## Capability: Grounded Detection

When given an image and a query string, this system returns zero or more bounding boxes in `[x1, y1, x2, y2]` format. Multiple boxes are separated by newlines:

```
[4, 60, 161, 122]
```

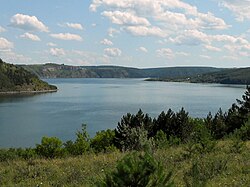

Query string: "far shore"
[0, 89, 58, 95]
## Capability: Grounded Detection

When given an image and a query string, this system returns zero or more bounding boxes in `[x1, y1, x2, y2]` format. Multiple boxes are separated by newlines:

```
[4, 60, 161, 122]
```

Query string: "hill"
[148, 67, 250, 85]
[21, 63, 221, 79]
[0, 59, 57, 93]
[189, 67, 250, 84]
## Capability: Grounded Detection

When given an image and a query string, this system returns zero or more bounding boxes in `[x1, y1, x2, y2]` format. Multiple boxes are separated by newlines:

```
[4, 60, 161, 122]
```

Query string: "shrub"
[233, 118, 250, 141]
[188, 119, 216, 153]
[230, 138, 246, 154]
[64, 124, 90, 155]
[184, 157, 227, 186]
[91, 129, 116, 153]
[97, 152, 174, 187]
[118, 126, 155, 152]
[154, 130, 169, 149]
[35, 136, 63, 158]
[0, 149, 19, 162]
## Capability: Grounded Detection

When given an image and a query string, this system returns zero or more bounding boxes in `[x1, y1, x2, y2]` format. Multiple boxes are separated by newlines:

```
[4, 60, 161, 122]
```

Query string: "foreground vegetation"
[0, 140, 249, 186]
[0, 87, 250, 186]
[0, 59, 57, 92]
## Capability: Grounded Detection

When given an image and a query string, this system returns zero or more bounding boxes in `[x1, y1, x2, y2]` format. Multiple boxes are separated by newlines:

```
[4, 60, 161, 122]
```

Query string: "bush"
[184, 157, 227, 187]
[64, 124, 90, 155]
[97, 152, 174, 187]
[118, 126, 155, 152]
[91, 129, 116, 153]
[233, 118, 250, 141]
[35, 136, 63, 158]
[188, 119, 216, 153]
[154, 130, 169, 149]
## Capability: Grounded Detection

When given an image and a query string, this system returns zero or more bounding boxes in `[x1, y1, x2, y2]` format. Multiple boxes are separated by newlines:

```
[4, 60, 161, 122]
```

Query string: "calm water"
[0, 78, 245, 147]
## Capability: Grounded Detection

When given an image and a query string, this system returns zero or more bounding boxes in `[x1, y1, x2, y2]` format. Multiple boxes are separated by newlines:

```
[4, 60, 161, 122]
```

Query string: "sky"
[0, 0, 250, 68]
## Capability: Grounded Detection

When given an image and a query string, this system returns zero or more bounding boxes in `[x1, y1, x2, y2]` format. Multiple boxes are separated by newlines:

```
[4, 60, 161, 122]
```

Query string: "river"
[0, 78, 245, 147]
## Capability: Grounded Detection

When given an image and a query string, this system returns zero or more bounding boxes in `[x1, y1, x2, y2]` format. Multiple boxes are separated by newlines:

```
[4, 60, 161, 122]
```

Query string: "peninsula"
[0, 59, 57, 94]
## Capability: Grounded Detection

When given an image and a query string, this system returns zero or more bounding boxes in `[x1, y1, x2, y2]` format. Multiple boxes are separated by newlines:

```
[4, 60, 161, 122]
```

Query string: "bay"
[0, 78, 245, 147]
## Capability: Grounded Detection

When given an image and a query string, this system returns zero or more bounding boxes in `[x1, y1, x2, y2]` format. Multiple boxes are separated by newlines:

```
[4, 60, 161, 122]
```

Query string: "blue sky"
[0, 0, 250, 68]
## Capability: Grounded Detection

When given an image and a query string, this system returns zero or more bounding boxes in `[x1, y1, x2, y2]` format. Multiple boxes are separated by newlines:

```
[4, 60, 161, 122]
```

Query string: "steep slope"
[0, 59, 57, 92]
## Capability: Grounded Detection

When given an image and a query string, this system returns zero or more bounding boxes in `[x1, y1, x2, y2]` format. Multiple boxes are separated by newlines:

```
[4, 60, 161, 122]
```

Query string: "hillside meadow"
[0, 140, 249, 186]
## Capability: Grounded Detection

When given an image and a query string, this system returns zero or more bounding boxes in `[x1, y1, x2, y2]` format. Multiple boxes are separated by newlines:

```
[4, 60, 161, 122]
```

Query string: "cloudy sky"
[0, 0, 250, 68]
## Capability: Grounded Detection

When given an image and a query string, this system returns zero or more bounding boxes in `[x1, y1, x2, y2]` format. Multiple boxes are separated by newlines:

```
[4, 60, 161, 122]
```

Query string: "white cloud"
[59, 22, 84, 30]
[156, 48, 174, 59]
[0, 26, 6, 32]
[90, 0, 229, 32]
[0, 50, 31, 63]
[10, 14, 49, 32]
[100, 38, 113, 46]
[50, 33, 83, 41]
[108, 28, 120, 37]
[204, 45, 221, 52]
[125, 26, 167, 37]
[20, 32, 41, 41]
[138, 47, 148, 53]
[0, 37, 13, 50]
[156, 48, 190, 59]
[219, 0, 250, 21]
[47, 42, 57, 47]
[176, 52, 190, 56]
[104, 47, 122, 57]
[170, 30, 209, 46]
[200, 55, 211, 59]
[49, 48, 66, 57]
[71, 50, 111, 64]
[102, 11, 151, 26]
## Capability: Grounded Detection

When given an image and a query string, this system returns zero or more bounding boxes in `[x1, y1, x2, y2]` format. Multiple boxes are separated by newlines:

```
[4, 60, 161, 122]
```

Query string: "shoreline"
[0, 89, 58, 95]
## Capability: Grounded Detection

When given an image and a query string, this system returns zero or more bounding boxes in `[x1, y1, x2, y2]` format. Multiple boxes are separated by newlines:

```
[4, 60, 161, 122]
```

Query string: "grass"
[0, 141, 249, 187]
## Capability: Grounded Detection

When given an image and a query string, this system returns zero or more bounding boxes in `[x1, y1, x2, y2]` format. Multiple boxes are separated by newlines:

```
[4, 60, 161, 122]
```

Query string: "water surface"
[0, 78, 245, 147]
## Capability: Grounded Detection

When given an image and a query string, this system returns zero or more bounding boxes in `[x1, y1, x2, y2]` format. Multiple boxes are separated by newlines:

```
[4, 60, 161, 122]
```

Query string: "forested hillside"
[0, 59, 57, 92]
[147, 67, 250, 85]
[21, 63, 221, 79]
[189, 67, 250, 84]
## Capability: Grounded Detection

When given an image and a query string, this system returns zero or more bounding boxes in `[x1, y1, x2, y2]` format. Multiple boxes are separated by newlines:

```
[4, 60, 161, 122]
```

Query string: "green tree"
[210, 108, 226, 139]
[237, 86, 250, 119]
[35, 136, 63, 158]
[114, 109, 153, 150]
[152, 109, 175, 138]
[91, 129, 116, 153]
[64, 124, 90, 155]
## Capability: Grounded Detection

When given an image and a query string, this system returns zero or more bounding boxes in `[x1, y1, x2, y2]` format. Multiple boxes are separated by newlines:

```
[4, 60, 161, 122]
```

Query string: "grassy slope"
[0, 140, 249, 186]
[0, 59, 57, 92]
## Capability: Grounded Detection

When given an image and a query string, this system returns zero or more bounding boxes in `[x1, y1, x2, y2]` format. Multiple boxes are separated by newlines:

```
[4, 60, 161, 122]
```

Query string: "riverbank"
[0, 89, 57, 95]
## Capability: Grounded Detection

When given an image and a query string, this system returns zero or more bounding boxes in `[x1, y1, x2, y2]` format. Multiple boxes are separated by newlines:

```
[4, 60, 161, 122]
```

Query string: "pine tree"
[97, 152, 174, 187]
[114, 109, 153, 150]
[237, 86, 250, 119]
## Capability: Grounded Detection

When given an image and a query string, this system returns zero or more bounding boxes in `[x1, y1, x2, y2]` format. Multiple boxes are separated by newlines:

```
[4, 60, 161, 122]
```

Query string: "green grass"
[0, 141, 249, 187]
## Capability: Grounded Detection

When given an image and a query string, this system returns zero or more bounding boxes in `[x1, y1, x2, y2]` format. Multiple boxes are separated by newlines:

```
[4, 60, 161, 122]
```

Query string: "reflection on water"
[0, 78, 246, 148]
[0, 92, 55, 103]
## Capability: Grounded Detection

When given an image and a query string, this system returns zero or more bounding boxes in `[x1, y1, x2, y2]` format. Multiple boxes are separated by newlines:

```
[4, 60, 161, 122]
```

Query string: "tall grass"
[0, 140, 249, 186]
